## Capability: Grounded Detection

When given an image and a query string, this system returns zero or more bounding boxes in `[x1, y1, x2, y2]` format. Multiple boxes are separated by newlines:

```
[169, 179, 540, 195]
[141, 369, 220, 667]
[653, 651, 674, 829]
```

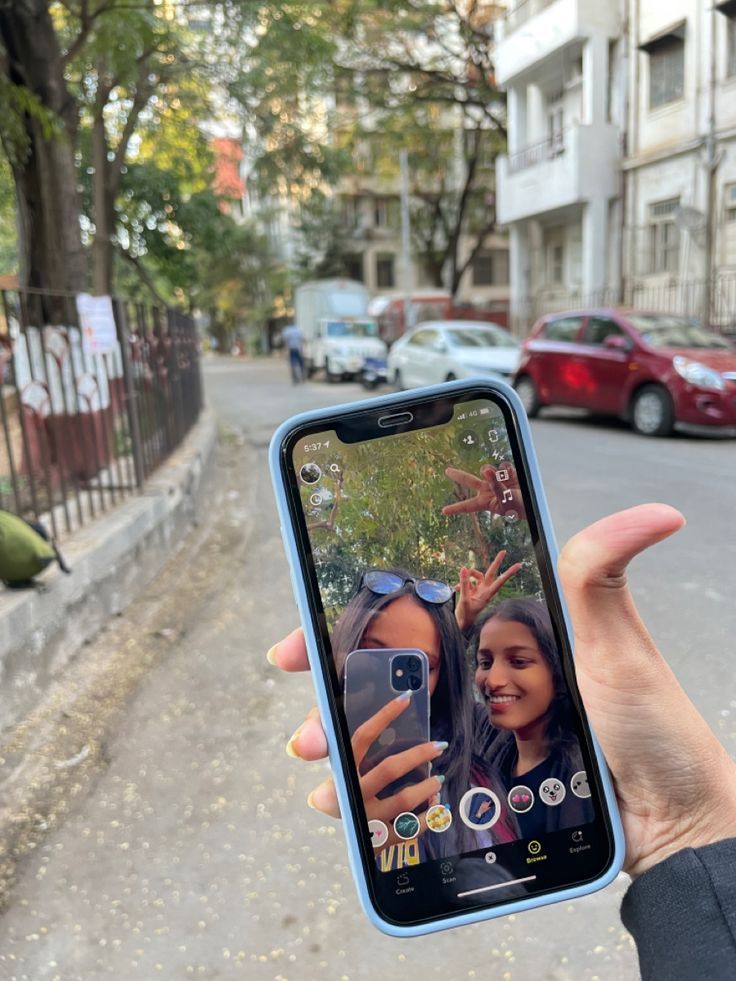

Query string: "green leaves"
[305, 420, 541, 625]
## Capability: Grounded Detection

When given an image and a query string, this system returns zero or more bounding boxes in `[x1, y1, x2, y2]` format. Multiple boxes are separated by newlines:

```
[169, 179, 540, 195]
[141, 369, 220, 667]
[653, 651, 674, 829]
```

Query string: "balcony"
[495, 123, 619, 225]
[495, 0, 620, 85]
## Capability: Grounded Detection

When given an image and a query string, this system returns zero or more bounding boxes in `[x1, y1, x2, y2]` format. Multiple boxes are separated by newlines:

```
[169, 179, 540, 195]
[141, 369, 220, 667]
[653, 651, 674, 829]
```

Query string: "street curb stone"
[0, 407, 218, 733]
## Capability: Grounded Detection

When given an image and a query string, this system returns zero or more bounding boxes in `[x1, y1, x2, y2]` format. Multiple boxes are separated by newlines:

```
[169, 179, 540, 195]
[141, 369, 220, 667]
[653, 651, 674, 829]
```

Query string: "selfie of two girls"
[295, 403, 594, 880]
[328, 483, 593, 875]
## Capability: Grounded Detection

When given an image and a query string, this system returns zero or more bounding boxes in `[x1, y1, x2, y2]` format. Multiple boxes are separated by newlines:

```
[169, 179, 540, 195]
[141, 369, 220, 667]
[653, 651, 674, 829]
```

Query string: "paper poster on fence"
[76, 293, 117, 355]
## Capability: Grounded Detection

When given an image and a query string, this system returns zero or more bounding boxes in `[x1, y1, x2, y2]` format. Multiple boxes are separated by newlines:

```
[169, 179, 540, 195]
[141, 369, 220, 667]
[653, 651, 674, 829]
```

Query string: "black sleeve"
[620, 838, 736, 981]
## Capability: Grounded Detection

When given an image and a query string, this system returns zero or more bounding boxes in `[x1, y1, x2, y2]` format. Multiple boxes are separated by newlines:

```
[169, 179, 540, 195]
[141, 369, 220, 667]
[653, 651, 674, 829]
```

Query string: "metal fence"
[508, 274, 736, 337]
[0, 289, 202, 540]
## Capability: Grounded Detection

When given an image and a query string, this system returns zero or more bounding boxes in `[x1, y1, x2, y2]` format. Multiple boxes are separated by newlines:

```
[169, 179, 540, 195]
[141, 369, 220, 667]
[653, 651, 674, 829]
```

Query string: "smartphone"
[344, 648, 431, 797]
[270, 378, 624, 936]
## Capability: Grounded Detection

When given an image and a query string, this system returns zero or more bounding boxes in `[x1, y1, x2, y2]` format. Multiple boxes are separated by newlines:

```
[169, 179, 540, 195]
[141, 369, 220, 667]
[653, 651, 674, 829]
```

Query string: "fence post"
[114, 300, 145, 490]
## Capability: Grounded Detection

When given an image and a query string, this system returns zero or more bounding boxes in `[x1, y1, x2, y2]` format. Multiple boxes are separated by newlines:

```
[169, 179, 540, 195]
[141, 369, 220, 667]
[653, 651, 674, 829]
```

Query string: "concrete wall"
[0, 410, 218, 732]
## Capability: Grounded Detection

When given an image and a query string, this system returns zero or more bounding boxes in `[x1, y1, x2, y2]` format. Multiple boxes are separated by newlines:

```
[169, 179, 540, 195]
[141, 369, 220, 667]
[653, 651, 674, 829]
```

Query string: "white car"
[387, 320, 520, 389]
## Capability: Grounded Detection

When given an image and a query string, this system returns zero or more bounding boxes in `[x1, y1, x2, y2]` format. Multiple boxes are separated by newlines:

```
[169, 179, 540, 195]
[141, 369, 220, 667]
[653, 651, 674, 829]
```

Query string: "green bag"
[0, 510, 57, 584]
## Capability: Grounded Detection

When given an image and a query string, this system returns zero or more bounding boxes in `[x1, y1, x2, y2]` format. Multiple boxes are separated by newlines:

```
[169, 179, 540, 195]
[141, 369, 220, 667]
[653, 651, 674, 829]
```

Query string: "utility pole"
[400, 149, 415, 332]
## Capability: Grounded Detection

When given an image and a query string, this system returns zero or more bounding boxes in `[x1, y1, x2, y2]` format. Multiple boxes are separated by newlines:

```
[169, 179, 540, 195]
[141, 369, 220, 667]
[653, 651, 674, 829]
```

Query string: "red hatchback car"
[514, 310, 736, 436]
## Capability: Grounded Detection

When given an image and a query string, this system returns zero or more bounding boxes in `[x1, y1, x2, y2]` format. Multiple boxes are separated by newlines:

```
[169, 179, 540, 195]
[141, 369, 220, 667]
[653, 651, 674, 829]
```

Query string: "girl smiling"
[472, 598, 595, 839]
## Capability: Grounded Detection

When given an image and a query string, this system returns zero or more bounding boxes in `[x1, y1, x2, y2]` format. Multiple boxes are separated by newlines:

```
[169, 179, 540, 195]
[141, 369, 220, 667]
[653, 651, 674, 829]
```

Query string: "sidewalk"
[0, 407, 218, 733]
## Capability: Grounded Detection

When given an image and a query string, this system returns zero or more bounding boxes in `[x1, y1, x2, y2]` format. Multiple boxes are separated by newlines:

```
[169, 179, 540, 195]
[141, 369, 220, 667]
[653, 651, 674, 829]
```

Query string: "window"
[581, 317, 625, 345]
[547, 243, 564, 285]
[542, 316, 583, 342]
[728, 14, 736, 77]
[342, 197, 359, 230]
[376, 253, 395, 288]
[644, 32, 685, 109]
[723, 184, 736, 266]
[334, 68, 355, 108]
[471, 250, 509, 287]
[725, 184, 736, 224]
[344, 254, 363, 282]
[546, 91, 565, 152]
[373, 197, 398, 229]
[407, 329, 438, 347]
[648, 198, 680, 273]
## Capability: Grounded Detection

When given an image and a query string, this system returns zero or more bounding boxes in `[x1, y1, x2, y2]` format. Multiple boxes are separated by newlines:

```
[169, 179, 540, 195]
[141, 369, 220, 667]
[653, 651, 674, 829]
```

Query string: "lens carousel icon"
[507, 785, 534, 814]
[393, 812, 421, 840]
[426, 804, 452, 834]
[368, 820, 389, 849]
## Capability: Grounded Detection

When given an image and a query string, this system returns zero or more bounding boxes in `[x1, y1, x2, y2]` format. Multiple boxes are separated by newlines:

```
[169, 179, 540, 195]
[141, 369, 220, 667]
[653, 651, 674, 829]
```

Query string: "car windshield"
[445, 327, 516, 348]
[324, 320, 378, 338]
[628, 316, 731, 350]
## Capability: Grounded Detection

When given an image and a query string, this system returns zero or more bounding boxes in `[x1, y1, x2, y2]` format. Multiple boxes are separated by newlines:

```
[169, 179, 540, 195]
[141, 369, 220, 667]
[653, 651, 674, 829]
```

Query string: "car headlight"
[672, 356, 725, 392]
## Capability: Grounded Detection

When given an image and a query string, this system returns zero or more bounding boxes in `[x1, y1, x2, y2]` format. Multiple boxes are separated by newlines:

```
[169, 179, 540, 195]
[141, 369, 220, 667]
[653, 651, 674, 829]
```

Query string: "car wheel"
[514, 376, 541, 418]
[393, 370, 404, 391]
[325, 359, 341, 383]
[445, 373, 457, 382]
[630, 385, 674, 437]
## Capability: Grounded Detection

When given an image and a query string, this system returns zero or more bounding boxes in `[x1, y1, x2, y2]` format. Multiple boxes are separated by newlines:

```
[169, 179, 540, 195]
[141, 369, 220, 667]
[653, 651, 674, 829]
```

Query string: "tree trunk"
[0, 1, 85, 315]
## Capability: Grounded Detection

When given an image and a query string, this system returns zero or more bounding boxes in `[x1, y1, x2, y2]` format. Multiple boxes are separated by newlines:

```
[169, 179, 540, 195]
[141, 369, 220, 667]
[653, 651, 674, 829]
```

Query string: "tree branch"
[109, 65, 156, 190]
[118, 247, 168, 306]
[454, 218, 496, 290]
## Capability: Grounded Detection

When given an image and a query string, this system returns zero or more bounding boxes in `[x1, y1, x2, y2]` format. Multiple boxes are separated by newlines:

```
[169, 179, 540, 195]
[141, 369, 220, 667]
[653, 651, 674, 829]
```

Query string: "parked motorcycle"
[360, 356, 389, 390]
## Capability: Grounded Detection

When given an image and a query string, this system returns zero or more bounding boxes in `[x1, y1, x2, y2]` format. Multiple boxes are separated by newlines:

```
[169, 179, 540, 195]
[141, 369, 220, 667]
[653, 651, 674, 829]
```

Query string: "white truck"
[295, 279, 387, 382]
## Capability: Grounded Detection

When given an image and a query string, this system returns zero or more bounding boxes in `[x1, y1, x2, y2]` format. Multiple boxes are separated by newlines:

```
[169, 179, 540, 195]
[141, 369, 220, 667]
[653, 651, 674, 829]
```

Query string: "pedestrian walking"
[281, 323, 305, 384]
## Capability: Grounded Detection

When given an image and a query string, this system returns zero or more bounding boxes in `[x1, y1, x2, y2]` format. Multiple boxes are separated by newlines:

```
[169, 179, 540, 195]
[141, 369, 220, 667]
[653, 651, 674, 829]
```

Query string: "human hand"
[278, 667, 443, 839]
[558, 504, 736, 877]
[345, 693, 445, 847]
[270, 505, 736, 877]
[454, 549, 522, 633]
[442, 464, 527, 522]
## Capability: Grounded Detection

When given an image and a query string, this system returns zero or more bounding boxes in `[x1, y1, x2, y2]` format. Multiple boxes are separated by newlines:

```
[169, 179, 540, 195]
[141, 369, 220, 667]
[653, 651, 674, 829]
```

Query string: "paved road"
[1, 356, 734, 981]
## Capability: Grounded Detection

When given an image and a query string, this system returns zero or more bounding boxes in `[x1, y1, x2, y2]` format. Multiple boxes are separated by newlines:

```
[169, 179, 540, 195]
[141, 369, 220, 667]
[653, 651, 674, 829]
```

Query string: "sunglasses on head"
[359, 569, 455, 606]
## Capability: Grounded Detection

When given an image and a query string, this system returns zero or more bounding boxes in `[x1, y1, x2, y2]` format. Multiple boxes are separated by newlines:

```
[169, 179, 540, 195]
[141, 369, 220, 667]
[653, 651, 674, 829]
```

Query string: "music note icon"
[501, 489, 514, 504]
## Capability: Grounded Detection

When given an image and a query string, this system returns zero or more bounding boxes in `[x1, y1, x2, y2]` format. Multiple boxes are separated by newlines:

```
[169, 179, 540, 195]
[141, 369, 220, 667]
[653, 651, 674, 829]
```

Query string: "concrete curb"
[0, 407, 218, 732]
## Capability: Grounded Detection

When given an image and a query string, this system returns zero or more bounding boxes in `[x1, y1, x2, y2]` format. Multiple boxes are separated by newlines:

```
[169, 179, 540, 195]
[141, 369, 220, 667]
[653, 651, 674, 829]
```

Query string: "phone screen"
[282, 387, 615, 926]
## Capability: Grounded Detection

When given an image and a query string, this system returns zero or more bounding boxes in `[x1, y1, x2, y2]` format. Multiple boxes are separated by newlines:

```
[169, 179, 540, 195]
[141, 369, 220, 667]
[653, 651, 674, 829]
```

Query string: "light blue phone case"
[269, 377, 625, 937]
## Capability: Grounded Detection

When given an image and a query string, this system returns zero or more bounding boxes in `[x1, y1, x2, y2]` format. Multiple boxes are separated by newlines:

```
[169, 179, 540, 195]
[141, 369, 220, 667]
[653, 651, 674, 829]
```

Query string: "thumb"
[558, 504, 685, 666]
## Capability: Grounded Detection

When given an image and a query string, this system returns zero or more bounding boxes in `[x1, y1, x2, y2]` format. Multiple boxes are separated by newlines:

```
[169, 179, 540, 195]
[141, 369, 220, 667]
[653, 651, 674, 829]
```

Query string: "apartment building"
[334, 151, 510, 307]
[329, 109, 510, 309]
[495, 0, 736, 329]
[624, 1, 736, 323]
[494, 0, 624, 328]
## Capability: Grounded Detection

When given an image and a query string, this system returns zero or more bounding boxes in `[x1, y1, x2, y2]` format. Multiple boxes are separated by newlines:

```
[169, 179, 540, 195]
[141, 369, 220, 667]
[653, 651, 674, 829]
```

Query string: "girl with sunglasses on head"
[330, 567, 518, 865]
[471, 598, 594, 840]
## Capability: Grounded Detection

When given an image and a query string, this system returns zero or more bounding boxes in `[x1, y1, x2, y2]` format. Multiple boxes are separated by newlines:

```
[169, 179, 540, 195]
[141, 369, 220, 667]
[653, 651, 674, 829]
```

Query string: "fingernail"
[396, 690, 413, 702]
[306, 790, 317, 809]
[285, 734, 300, 758]
[435, 774, 446, 785]
[266, 644, 278, 666]
[433, 741, 449, 752]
